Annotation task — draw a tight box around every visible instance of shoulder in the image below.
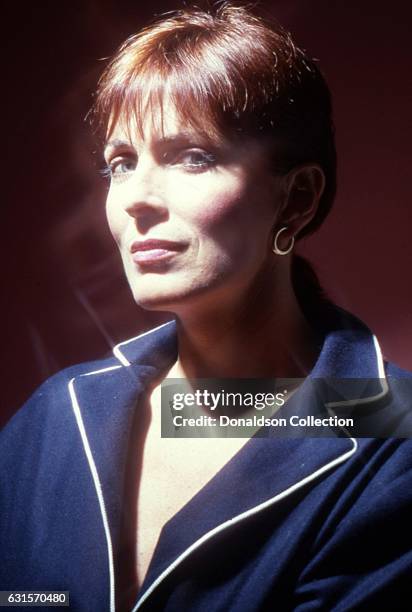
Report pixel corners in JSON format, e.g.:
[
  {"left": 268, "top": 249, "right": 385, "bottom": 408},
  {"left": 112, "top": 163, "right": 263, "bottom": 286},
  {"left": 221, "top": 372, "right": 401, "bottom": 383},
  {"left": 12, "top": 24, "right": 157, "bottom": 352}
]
[
  {"left": 385, "top": 360, "right": 412, "bottom": 378},
  {"left": 1, "top": 320, "right": 177, "bottom": 443},
  {"left": 384, "top": 359, "right": 412, "bottom": 399},
  {"left": 1, "top": 354, "right": 119, "bottom": 432}
]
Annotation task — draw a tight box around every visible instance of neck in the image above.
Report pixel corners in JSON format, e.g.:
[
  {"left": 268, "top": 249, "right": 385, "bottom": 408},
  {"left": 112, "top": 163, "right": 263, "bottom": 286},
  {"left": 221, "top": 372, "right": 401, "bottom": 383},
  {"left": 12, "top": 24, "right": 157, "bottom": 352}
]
[{"left": 168, "top": 260, "right": 321, "bottom": 380}]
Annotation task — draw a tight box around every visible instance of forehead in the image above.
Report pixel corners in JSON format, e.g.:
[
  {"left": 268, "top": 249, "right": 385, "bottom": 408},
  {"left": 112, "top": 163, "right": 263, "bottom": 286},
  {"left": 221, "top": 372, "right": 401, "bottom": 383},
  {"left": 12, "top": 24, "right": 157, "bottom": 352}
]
[{"left": 105, "top": 96, "right": 223, "bottom": 151}]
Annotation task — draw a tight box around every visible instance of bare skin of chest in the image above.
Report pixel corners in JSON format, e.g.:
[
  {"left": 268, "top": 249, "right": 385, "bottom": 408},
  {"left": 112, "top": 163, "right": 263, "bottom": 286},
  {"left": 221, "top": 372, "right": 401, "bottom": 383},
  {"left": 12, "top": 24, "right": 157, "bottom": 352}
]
[{"left": 135, "top": 385, "right": 249, "bottom": 588}]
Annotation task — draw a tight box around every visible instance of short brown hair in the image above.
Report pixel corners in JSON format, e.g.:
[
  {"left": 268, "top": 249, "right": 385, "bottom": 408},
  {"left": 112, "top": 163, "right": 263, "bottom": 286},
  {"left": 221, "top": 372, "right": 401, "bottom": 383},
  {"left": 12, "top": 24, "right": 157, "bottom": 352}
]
[{"left": 94, "top": 2, "right": 336, "bottom": 238}]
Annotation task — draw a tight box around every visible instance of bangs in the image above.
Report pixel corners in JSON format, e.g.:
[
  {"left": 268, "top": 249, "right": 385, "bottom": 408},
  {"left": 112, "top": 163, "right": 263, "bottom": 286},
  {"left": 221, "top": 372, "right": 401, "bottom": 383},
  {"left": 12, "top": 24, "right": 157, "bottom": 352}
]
[
  {"left": 100, "top": 64, "right": 231, "bottom": 144},
  {"left": 95, "top": 48, "right": 265, "bottom": 147}
]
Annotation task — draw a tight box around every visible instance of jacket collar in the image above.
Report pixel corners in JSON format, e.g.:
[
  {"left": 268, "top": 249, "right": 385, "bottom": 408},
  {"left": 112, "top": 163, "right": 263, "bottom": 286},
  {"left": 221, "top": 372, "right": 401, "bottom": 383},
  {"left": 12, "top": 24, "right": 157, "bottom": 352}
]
[
  {"left": 68, "top": 310, "right": 386, "bottom": 610},
  {"left": 112, "top": 310, "right": 389, "bottom": 419},
  {"left": 308, "top": 308, "right": 388, "bottom": 410}
]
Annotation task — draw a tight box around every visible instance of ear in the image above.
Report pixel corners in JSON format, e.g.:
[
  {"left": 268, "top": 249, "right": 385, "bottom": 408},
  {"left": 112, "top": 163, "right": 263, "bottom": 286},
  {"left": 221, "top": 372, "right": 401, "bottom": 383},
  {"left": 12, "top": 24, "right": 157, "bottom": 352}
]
[{"left": 278, "top": 164, "right": 325, "bottom": 238}]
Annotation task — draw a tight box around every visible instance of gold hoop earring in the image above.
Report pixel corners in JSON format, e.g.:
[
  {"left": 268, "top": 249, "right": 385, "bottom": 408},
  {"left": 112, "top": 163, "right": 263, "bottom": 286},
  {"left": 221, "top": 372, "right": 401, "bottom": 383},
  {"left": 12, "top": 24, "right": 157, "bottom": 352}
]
[{"left": 272, "top": 227, "right": 295, "bottom": 256}]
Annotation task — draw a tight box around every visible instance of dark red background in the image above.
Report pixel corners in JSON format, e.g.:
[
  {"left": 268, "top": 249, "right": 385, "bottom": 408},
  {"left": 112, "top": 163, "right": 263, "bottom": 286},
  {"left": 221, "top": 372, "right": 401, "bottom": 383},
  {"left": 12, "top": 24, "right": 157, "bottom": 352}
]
[{"left": 2, "top": 0, "right": 412, "bottom": 424}]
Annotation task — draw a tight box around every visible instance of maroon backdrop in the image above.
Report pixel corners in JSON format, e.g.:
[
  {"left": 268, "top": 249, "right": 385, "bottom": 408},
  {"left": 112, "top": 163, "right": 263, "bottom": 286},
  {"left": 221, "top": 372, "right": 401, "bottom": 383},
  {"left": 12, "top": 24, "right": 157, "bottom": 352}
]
[{"left": 2, "top": 0, "right": 412, "bottom": 424}]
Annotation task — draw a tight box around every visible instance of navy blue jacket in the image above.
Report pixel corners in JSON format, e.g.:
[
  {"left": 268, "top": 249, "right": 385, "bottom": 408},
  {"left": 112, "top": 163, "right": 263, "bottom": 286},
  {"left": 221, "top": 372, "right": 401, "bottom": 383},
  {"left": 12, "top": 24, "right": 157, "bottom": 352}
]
[{"left": 1, "top": 311, "right": 412, "bottom": 611}]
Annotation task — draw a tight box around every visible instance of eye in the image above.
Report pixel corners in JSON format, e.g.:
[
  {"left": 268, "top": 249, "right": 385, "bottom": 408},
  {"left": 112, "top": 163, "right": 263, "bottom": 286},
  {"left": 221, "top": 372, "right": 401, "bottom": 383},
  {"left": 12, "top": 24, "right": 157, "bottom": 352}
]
[
  {"left": 102, "top": 155, "right": 137, "bottom": 182},
  {"left": 170, "top": 149, "right": 216, "bottom": 171}
]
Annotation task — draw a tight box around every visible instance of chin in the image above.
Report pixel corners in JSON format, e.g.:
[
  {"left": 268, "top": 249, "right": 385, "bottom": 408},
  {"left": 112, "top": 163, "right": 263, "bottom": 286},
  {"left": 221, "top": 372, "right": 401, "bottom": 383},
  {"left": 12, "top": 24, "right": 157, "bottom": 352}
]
[
  {"left": 125, "top": 266, "right": 227, "bottom": 315},
  {"left": 133, "top": 295, "right": 176, "bottom": 312},
  {"left": 128, "top": 281, "right": 186, "bottom": 312},
  {"left": 128, "top": 279, "right": 211, "bottom": 316}
]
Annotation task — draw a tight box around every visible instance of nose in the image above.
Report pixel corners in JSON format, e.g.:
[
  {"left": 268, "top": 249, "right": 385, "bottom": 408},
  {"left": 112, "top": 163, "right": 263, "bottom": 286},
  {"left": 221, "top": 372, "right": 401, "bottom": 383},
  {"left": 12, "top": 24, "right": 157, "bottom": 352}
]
[{"left": 120, "top": 161, "right": 168, "bottom": 222}]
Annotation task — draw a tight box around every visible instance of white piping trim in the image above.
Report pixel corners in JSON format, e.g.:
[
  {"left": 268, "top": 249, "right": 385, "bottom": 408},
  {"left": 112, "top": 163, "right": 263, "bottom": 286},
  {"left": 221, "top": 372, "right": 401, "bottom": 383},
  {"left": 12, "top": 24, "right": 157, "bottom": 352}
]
[
  {"left": 325, "top": 334, "right": 389, "bottom": 410},
  {"left": 112, "top": 347, "right": 131, "bottom": 367},
  {"left": 132, "top": 438, "right": 358, "bottom": 611},
  {"left": 82, "top": 365, "right": 122, "bottom": 377},
  {"left": 373, "top": 334, "right": 386, "bottom": 379},
  {"left": 113, "top": 321, "right": 175, "bottom": 367},
  {"left": 63, "top": 320, "right": 174, "bottom": 611},
  {"left": 68, "top": 377, "right": 116, "bottom": 612}
]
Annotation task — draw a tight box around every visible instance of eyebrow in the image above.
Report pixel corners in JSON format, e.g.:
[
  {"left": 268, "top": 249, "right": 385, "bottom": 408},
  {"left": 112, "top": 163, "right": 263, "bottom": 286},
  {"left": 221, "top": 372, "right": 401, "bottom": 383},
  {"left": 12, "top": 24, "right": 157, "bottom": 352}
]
[
  {"left": 104, "top": 131, "right": 218, "bottom": 152},
  {"left": 104, "top": 138, "right": 132, "bottom": 152}
]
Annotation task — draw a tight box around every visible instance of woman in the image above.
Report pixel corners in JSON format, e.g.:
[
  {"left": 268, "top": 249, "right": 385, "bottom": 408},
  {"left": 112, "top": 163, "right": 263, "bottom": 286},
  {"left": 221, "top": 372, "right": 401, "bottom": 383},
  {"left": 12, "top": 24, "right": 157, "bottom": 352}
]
[{"left": 1, "top": 3, "right": 412, "bottom": 611}]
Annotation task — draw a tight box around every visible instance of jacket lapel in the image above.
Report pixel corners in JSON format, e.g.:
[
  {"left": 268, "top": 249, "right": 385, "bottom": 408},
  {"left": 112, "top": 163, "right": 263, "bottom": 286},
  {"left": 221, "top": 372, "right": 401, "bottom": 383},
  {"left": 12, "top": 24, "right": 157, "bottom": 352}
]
[
  {"left": 69, "top": 321, "right": 178, "bottom": 533},
  {"left": 136, "top": 436, "right": 356, "bottom": 608},
  {"left": 67, "top": 322, "right": 177, "bottom": 611}
]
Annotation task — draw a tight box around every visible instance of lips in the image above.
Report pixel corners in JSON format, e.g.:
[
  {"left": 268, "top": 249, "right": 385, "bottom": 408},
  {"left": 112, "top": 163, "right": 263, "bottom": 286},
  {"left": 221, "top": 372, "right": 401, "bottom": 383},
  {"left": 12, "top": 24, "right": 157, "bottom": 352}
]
[{"left": 130, "top": 239, "right": 187, "bottom": 265}]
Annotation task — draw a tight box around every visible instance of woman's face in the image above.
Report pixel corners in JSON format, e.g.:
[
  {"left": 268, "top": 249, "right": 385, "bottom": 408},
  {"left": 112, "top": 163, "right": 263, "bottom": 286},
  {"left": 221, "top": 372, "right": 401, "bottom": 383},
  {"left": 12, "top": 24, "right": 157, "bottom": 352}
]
[{"left": 104, "top": 103, "right": 283, "bottom": 315}]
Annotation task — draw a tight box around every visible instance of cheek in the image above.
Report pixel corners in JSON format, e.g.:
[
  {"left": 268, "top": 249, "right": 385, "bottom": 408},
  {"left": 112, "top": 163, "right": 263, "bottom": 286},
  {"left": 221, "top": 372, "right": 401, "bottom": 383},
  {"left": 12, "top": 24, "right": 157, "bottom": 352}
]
[
  {"left": 187, "top": 180, "right": 275, "bottom": 249},
  {"left": 184, "top": 178, "right": 247, "bottom": 228}
]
